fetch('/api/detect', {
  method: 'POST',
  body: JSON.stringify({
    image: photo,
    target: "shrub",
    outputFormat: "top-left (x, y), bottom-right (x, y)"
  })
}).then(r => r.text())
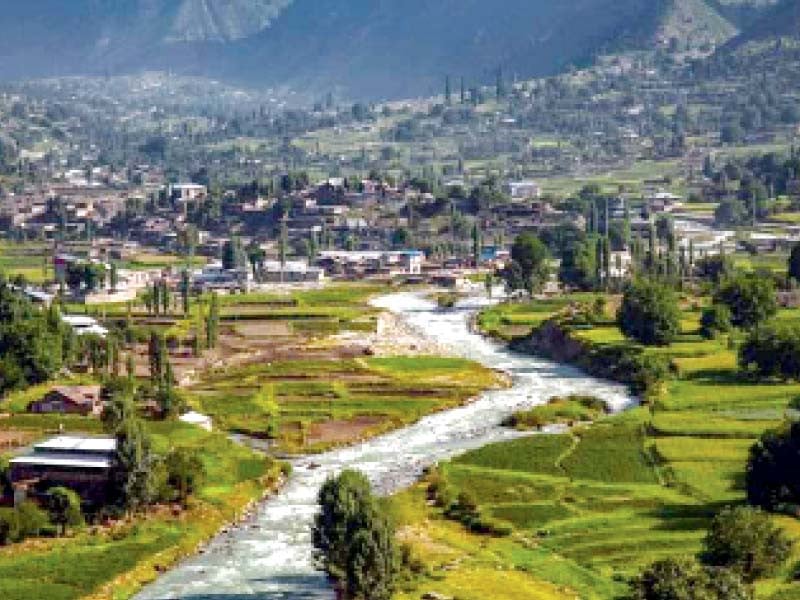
top-left (47, 487), bottom-right (84, 536)
top-left (703, 506), bottom-right (791, 581)
top-left (165, 447), bottom-right (205, 505)
top-left (618, 279), bottom-right (681, 346)
top-left (15, 501), bottom-right (49, 538)
top-left (0, 509), bottom-right (19, 545)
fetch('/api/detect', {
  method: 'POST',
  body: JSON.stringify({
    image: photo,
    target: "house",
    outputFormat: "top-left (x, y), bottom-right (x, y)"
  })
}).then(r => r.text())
top-left (28, 386), bottom-right (104, 417)
top-left (316, 250), bottom-right (424, 277)
top-left (61, 315), bottom-right (109, 338)
top-left (9, 436), bottom-right (117, 507)
top-left (505, 181), bottom-right (542, 200)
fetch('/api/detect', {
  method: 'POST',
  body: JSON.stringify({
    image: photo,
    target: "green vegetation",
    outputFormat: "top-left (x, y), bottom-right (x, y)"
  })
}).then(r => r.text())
top-left (313, 470), bottom-right (398, 600)
top-left (0, 420), bottom-right (281, 600)
top-left (618, 279), bottom-right (681, 346)
top-left (505, 395), bottom-right (607, 429)
top-left (409, 284), bottom-right (800, 598)
top-left (189, 355), bottom-right (503, 452)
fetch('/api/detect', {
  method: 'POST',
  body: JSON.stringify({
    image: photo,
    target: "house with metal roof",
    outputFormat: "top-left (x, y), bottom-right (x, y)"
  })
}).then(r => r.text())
top-left (9, 436), bottom-right (118, 507)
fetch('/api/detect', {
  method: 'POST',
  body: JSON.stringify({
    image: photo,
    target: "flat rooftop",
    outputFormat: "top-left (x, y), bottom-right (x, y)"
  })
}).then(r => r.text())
top-left (33, 436), bottom-right (116, 454)
top-left (10, 453), bottom-right (112, 470)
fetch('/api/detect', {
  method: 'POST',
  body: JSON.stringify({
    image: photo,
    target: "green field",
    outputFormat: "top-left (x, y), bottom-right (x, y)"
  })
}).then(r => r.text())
top-left (0, 420), bottom-right (282, 600)
top-left (393, 298), bottom-right (800, 599)
top-left (189, 355), bottom-right (504, 453)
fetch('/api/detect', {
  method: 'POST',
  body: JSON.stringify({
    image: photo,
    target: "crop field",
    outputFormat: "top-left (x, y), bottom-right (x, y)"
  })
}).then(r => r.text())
top-left (189, 355), bottom-right (503, 452)
top-left (402, 299), bottom-right (800, 598)
top-left (477, 294), bottom-right (599, 340)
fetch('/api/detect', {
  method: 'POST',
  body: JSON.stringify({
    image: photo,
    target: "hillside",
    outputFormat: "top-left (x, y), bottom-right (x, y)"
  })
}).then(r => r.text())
top-left (0, 0), bottom-right (739, 99)
top-left (725, 0), bottom-right (800, 47)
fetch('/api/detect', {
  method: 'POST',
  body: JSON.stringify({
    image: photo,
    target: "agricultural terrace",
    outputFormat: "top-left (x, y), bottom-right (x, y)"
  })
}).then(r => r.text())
top-left (189, 355), bottom-right (503, 453)
top-left (388, 295), bottom-right (800, 599)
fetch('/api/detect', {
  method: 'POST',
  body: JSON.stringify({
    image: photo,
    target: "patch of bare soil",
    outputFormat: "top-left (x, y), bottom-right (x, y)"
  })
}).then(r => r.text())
top-left (307, 416), bottom-right (385, 445)
top-left (0, 430), bottom-right (37, 451)
top-left (334, 312), bottom-right (448, 357)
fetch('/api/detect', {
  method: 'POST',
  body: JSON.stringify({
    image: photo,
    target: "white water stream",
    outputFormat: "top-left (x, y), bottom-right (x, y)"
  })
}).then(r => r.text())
top-left (135, 292), bottom-right (634, 600)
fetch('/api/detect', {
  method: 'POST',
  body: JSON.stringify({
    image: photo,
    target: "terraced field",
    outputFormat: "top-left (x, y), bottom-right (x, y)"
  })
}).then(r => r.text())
top-left (188, 356), bottom-right (504, 452)
top-left (395, 297), bottom-right (800, 599)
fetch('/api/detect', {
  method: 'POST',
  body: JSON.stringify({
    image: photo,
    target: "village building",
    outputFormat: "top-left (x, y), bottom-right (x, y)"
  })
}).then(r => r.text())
top-left (316, 250), bottom-right (424, 278)
top-left (8, 436), bottom-right (118, 507)
top-left (505, 181), bottom-right (542, 200)
top-left (27, 386), bottom-right (104, 417)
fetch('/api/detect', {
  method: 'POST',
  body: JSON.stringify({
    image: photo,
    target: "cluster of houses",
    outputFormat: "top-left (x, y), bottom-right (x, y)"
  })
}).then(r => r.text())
top-left (3, 385), bottom-right (213, 509)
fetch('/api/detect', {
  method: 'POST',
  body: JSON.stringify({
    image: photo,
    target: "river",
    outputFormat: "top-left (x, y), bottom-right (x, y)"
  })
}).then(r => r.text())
top-left (135, 292), bottom-right (634, 600)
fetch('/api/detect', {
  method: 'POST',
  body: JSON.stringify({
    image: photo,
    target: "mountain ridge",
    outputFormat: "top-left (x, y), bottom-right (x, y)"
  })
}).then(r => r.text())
top-left (0, 0), bottom-right (777, 99)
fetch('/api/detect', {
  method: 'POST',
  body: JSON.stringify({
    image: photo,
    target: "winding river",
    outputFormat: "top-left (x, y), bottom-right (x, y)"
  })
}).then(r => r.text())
top-left (135, 292), bottom-right (634, 600)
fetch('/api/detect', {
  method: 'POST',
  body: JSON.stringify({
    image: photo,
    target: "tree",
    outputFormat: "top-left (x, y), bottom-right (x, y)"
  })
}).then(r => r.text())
top-left (312, 470), bottom-right (397, 599)
top-left (700, 304), bottom-right (733, 339)
top-left (559, 236), bottom-right (599, 291)
top-left (695, 255), bottom-right (734, 284)
top-left (222, 238), bottom-right (244, 271)
top-left (313, 470), bottom-right (373, 579)
top-left (714, 274), bottom-right (777, 329)
top-left (148, 331), bottom-right (166, 384)
top-left (247, 242), bottom-right (266, 281)
top-left (704, 506), bottom-right (791, 582)
top-left (504, 233), bottom-right (549, 294)
top-left (788, 242), bottom-right (800, 283)
top-left (180, 269), bottom-right (190, 315)
top-left (206, 293), bottom-right (220, 349)
top-left (739, 322), bottom-right (800, 379)
top-left (47, 487), bottom-right (83, 536)
top-left (102, 391), bottom-right (137, 433)
top-left (747, 421), bottom-right (800, 510)
top-left (630, 557), bottom-right (752, 600)
top-left (114, 417), bottom-right (156, 511)
top-left (618, 279), bottom-right (681, 346)
top-left (0, 283), bottom-right (71, 395)
top-left (345, 504), bottom-right (397, 600)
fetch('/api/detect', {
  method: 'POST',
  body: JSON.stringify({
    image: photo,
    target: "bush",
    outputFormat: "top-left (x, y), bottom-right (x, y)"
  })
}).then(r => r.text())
top-left (700, 304), bottom-right (733, 339)
top-left (703, 506), bottom-right (791, 581)
top-left (630, 557), bottom-right (752, 600)
top-left (165, 447), bottom-right (205, 505)
top-left (0, 502), bottom-right (50, 545)
top-left (47, 487), bottom-right (84, 536)
top-left (714, 274), bottom-right (777, 329)
top-left (618, 279), bottom-right (681, 346)
top-left (747, 421), bottom-right (800, 510)
top-left (0, 509), bottom-right (19, 545)
top-left (16, 501), bottom-right (48, 538)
